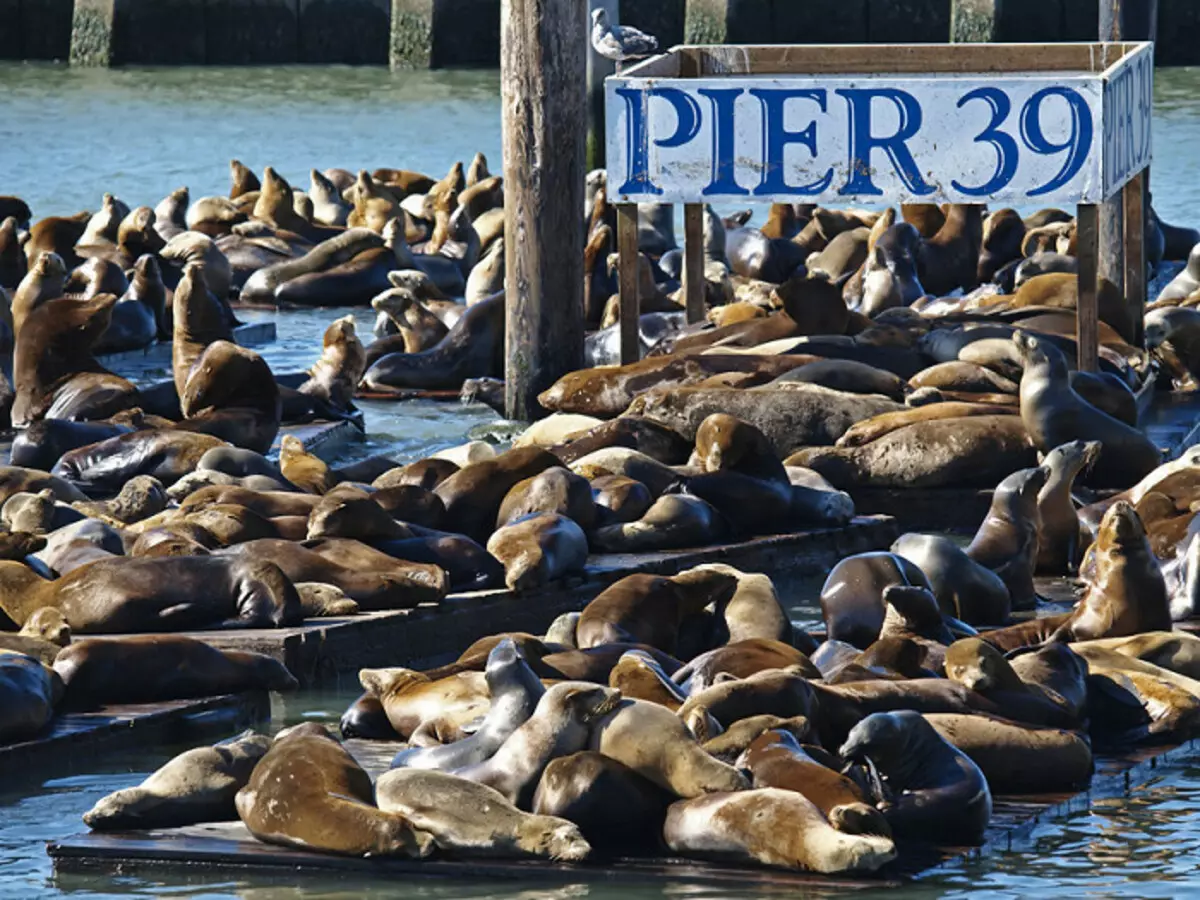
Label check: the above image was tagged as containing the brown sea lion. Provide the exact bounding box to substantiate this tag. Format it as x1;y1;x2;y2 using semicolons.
0;650;61;743
496;466;596;530
279;435;332;494
236;723;432;858
673;639;818;693
297;315;366;410
676;669;818;740
891;533;1011;625
12;251;66;336
918;204;983;295
434;446;560;542
965;465;1047;610
835;403;1017;448
178;341;280;454
943;638;1081;727
372;457;460;491
1037;440;1100;574
819;552;933;649
607;649;688;710
358;667;488;740
485;512;589;591
172;261;234;401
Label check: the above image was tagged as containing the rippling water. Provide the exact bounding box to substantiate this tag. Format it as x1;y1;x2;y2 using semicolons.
2;61;1200;899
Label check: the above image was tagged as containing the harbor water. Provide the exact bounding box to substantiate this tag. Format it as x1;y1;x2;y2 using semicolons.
1;61;1200;898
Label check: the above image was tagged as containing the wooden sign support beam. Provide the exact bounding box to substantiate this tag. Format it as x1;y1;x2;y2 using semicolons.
616;203;640;364
502;0;586;420
683;204;705;324
1077;203;1101;373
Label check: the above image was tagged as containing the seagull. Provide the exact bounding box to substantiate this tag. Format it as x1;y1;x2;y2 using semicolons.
591;9;659;65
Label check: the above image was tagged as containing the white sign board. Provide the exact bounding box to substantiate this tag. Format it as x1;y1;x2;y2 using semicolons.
606;43;1152;206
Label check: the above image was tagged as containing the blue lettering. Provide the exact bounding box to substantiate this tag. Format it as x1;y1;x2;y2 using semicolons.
616;87;703;196
836;88;934;197
697;88;749;196
1021;86;1093;197
748;88;832;196
951;87;1019;197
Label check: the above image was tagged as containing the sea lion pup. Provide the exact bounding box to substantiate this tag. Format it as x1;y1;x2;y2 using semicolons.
1013;331;1160;487
589;697;749;797
891;533;1011;626
839;710;991;845
451;682;621;807
966;465;1048;611
0;554;302;634
533;752;673;850
943;638;1080;727
236;723;433;859
676;669;818;741
53;635;297;707
819;552;934;649
486;512;589;592
12;251;66;336
0;649;61;742
376;770;591;861
575;567;739;654
738;729;891;837
297;315;366;411
83;731;272;830
1050;501;1171;642
279;434;332;494
672;640;819;694
608;649;688;709
1037;440;1101;574
391;638;544;770
433;446;560;543
664;789;896;873
924;713;1092;794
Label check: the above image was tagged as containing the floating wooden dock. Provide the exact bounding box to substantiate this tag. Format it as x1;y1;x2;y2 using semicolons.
181;516;898;684
0;691;270;786
271;419;365;462
46;734;1198;888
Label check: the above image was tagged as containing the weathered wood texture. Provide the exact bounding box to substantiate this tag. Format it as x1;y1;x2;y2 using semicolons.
502;0;586;421
1124;168;1147;347
1076;203;1101;372
684;203;705;324
616;203;640;364
0;692;269;786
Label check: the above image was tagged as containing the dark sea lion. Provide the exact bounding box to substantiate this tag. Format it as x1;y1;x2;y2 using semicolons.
316;533;503;592
1037;440;1100;574
663;788;895;873
1014;331;1159;487
819;552;933;649
918;204;983;295
588;474;653;526
554;417;691;466
839;709;991;844
0;197;31;229
0;650;60;743
1052;501;1171;642
94;255;165;354
340;691;398;739
370;485;446;529
977;208;1026;283
676;669;818;739
965;465;1047;610
375;768;590;861
740;729;890;836
433;445;559;542
372;457;460;491
576;568;738;654
891;533;1010;625
52;430;226;494
83;731;272;831
0;555;302;633
533;751;672;851
236;723;432;858
54;635;296;707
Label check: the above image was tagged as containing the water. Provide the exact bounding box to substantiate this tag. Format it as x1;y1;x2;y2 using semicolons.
2;61;1200;899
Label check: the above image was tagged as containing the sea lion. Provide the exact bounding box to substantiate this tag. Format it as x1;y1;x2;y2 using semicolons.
676;669;818;740
701;714;815;764
359;666;489;740
178;341;280;454
891;533;1010;625
53;635;297;707
966;466;1047;611
297;315;366;410
1014;331;1160;487
52;430;226;494
391;638;544;770
663;789;896;873
376;769;590;861
172;261;234;400
943;638;1080;727
12;251;66;336
739;729;890;836
241;229;383;303
819;552;934;649
839;709;991;844
24;212;88;270
589;697;749;797
607;649;688;709
576;568;738;654
0;555;302;633
533;752;673;850
236;723;432;858
372;457;460;491
452;682;621;807
1037;440;1100;574
924;713;1092;794
1051;501;1171;642
83;731;272;830
834;402;1016;448
496;466;596;530
590;493;725;552
433;446;559;542
485;512;588;592
93;255;164;354
1079;632;1200;681
672;639;817;694
688;564;791;645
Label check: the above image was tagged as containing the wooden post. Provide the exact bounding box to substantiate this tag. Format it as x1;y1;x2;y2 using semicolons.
683;203;705;324
502;0;587;420
1076;204;1101;373
616;203;640;364
1097;0;1124;293
1123;168;1147;347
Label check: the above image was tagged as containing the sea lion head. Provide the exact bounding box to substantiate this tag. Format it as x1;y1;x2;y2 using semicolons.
944;637;1007;693
133;253;162;284
1097;500;1149;551
838;709;933;779
521;817;592;862
548;682;622;723
371;287;416;321
881;584;945;638
20;606;71;646
996;465;1049;509
1041;440;1101;481
670;566;740;609
33;251;65;279
693;413;758;473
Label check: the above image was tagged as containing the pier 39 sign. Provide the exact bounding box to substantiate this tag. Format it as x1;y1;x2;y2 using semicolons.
606;44;1153;206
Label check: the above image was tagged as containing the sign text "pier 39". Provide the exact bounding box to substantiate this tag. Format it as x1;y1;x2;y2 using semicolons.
606;43;1152;206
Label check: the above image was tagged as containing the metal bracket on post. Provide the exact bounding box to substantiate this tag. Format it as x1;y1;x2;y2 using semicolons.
616;202;640;364
1076;204;1101;373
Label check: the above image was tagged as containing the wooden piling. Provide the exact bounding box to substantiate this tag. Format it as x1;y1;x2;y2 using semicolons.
1124;169;1147;347
501;0;587;421
1077;203;1101;373
616;203;640;363
683;203;705;324
585;0;617;170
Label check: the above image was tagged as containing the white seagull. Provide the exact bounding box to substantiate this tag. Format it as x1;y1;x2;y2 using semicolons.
591;9;659;64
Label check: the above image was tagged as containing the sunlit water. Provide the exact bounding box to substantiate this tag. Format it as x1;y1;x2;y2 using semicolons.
2;62;1200;899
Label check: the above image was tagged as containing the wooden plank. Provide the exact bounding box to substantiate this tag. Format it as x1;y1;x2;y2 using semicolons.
688;42;1138;76
683;203;705;324
501;0;586;420
618;50;679;78
1076;203;1101;373
1123;168;1147;347
616;202;640;364
0;692;269;786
